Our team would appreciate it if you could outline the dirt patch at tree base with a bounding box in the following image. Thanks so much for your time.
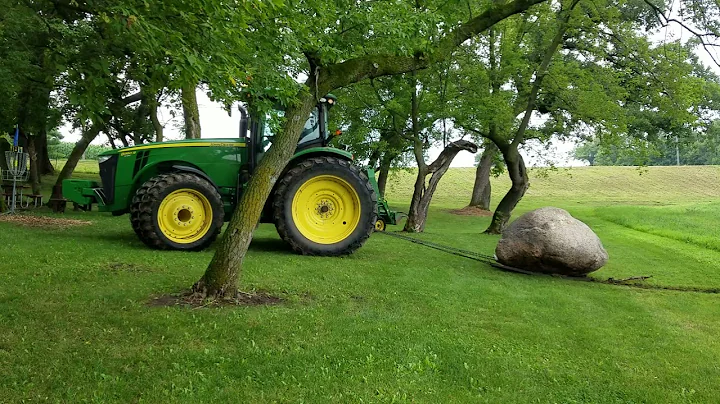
[0,214,92,228]
[148,290,284,308]
[448,206,493,217]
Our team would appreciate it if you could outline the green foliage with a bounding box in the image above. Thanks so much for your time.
[450,0,720,162]
[333,67,453,167]
[474,147,505,177]
[47,129,63,145]
[48,142,112,161]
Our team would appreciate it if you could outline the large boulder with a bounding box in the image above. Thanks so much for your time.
[495,207,608,276]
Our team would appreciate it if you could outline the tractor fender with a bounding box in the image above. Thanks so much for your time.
[127,162,220,207]
[289,147,353,165]
[170,165,219,190]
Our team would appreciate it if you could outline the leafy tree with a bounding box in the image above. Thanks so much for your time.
[331,79,413,197]
[339,68,478,232]
[570,40,720,166]
[451,0,580,233]
[451,0,720,232]
[572,140,599,166]
[200,0,720,295]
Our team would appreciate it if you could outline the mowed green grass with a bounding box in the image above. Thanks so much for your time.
[2,164,720,402]
[52,159,102,174]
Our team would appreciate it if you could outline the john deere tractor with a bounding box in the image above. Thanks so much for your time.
[62,95,399,254]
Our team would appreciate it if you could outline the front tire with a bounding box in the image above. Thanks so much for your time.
[130,173,224,251]
[273,156,377,256]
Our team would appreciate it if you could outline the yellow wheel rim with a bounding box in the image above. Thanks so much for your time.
[374,219,386,232]
[157,188,213,244]
[292,175,361,244]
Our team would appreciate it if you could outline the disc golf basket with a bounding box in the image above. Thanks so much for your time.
[2,149,30,214]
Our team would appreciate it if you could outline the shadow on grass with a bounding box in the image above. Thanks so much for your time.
[249,237,294,255]
[69,229,294,255]
[73,230,146,247]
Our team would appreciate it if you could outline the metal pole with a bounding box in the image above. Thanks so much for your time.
[10,175,16,213]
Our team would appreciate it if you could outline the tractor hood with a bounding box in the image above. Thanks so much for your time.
[98,138,247,157]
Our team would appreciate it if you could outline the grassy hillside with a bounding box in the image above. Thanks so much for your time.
[384,165,720,207]
[3,164,720,402]
[48,159,102,175]
[50,161,720,206]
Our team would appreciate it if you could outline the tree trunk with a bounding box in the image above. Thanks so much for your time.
[377,152,395,197]
[485,147,528,234]
[118,132,130,148]
[27,137,42,196]
[106,133,117,149]
[0,137,9,171]
[404,165,429,232]
[193,94,317,298]
[49,126,101,201]
[469,143,496,209]
[182,83,201,139]
[37,130,54,175]
[149,96,163,142]
[404,140,479,232]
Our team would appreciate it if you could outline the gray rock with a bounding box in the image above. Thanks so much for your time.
[495,207,608,276]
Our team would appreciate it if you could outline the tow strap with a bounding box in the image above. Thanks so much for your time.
[378,231,720,294]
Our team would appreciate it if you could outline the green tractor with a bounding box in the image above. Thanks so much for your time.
[62,95,400,254]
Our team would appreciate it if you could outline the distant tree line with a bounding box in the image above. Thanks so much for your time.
[48,143,112,161]
[574,121,720,166]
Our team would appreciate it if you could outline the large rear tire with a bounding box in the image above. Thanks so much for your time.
[273,156,377,256]
[130,172,224,251]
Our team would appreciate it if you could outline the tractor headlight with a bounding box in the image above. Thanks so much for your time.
[98,155,112,164]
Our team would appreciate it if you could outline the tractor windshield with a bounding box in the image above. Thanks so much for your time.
[298,107,321,145]
[260,107,324,152]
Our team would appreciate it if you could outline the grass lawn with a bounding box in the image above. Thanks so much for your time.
[2,164,720,402]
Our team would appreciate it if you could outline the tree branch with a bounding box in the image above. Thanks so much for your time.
[427,140,478,172]
[318,0,548,91]
[642,0,720,68]
[511,0,579,149]
[121,91,143,105]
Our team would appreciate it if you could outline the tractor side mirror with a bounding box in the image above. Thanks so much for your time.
[238,106,249,140]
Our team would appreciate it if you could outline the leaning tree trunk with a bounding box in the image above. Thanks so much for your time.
[193,94,317,298]
[404,140,479,232]
[469,143,497,210]
[404,165,429,233]
[484,147,529,234]
[49,126,101,203]
[182,83,201,139]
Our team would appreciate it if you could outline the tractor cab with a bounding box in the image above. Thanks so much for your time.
[242,95,338,170]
